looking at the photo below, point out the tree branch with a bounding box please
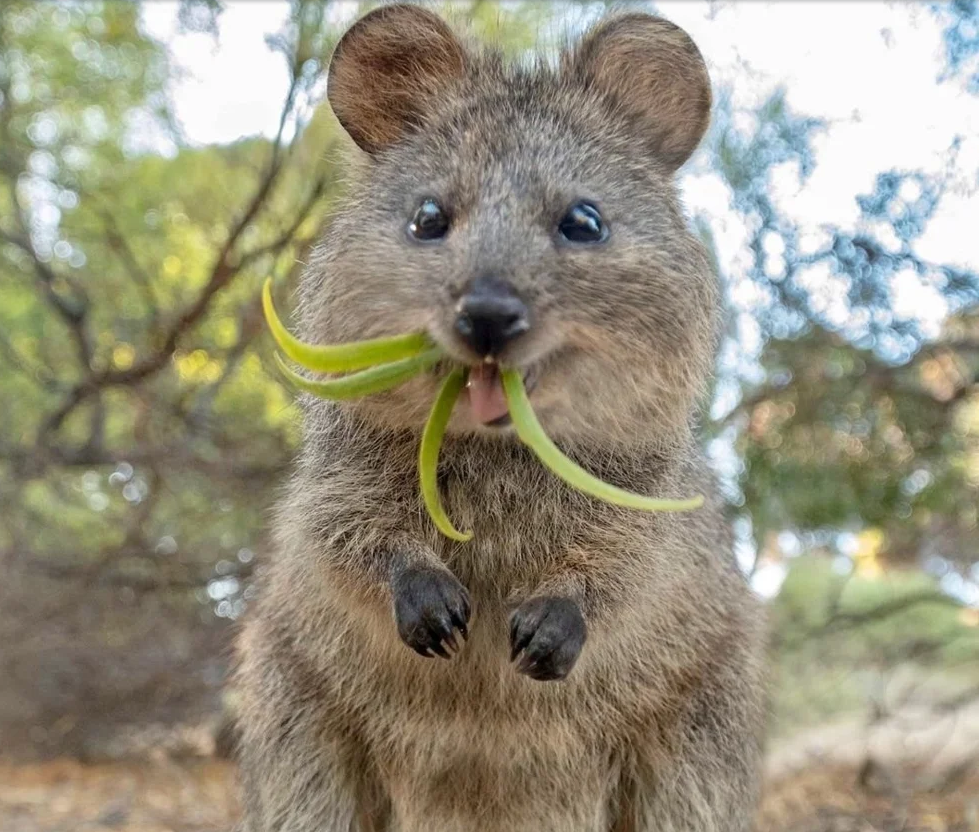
[37,72,312,440]
[23,554,249,595]
[95,204,161,329]
[1,441,289,482]
[0,226,94,372]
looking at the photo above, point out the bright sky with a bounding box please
[139,1,979,598]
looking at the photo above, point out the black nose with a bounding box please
[454,278,530,357]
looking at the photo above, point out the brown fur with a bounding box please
[234,5,767,831]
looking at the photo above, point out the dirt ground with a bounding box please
[0,760,239,832]
[0,757,977,832]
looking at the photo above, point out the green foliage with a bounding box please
[0,0,338,605]
[739,327,979,558]
[701,81,979,575]
[770,556,979,736]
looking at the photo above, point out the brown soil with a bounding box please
[0,757,976,832]
[0,759,239,832]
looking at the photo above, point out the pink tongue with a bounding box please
[466,365,510,424]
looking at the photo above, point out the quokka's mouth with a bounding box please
[466,363,507,425]
[424,351,538,428]
[465,362,536,427]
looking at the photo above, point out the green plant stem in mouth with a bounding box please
[263,279,432,373]
[273,348,442,400]
[500,368,704,513]
[261,284,702,535]
[420,368,472,541]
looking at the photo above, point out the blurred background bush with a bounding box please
[0,1,977,830]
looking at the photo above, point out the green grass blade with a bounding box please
[420,369,472,542]
[501,369,704,513]
[273,348,442,401]
[262,279,431,372]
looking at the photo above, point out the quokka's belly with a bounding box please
[369,704,619,832]
[324,612,622,832]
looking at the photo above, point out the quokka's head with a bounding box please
[295,3,720,447]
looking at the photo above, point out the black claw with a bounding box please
[392,566,472,660]
[433,611,453,638]
[515,652,535,674]
[428,641,451,659]
[509,604,541,661]
[407,637,434,659]
[509,620,534,661]
[508,596,587,682]
[449,602,469,634]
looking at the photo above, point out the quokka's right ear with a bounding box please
[567,13,712,171]
[327,3,467,154]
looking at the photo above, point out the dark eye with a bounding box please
[558,201,608,244]
[408,199,450,241]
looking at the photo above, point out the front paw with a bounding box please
[392,566,471,659]
[509,596,587,681]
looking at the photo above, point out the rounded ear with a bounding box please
[327,3,467,154]
[568,14,712,171]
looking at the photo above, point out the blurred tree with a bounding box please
[696,88,979,576]
[0,0,345,598]
[933,0,979,94]
[0,0,342,758]
[692,25,979,744]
